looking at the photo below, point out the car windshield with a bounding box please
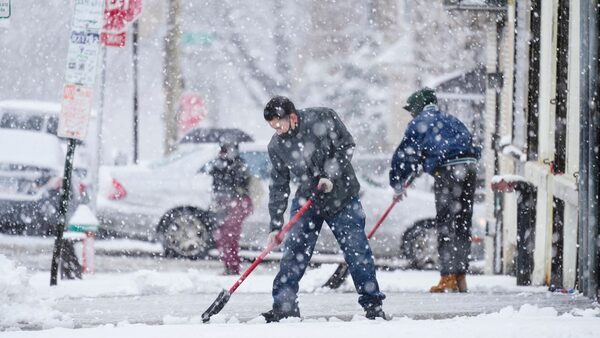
[147,144,220,170]
[147,148,201,169]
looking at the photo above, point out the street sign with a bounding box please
[177,94,206,136]
[65,0,105,85]
[72,0,105,30]
[103,0,142,33]
[182,31,216,46]
[100,31,126,47]
[0,0,10,19]
[58,84,94,140]
[65,30,101,85]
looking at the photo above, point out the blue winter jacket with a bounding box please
[389,105,481,190]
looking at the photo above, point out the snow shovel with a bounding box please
[321,196,401,289]
[322,174,417,289]
[202,197,315,323]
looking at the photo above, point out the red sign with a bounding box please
[101,31,126,47]
[178,94,207,135]
[103,0,142,33]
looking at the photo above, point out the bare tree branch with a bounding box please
[222,4,290,96]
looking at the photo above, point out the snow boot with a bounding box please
[456,273,468,293]
[365,305,391,320]
[261,307,301,323]
[429,274,459,293]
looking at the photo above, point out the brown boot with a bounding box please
[430,274,459,293]
[456,273,468,293]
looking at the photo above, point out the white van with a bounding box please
[0,100,96,205]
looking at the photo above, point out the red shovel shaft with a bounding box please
[366,172,417,239]
[228,198,313,294]
[366,196,400,239]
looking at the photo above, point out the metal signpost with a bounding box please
[50,0,105,287]
[99,0,143,163]
[90,0,142,212]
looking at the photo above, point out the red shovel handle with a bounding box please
[367,173,417,239]
[366,196,400,239]
[228,198,314,294]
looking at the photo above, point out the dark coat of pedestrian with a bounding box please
[261,96,388,322]
[389,87,481,293]
[209,143,253,275]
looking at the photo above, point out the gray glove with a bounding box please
[266,230,282,248]
[318,178,333,193]
[393,187,407,201]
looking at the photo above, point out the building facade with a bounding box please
[449,0,599,299]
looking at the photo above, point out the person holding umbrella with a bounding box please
[209,142,253,275]
[389,88,481,293]
[261,96,388,322]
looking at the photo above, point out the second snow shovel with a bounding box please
[322,174,417,289]
[202,197,315,323]
[321,195,401,289]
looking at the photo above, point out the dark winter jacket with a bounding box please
[209,156,251,200]
[267,107,360,231]
[389,104,481,190]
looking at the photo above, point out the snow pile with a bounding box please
[501,145,527,161]
[0,255,72,330]
[491,174,528,184]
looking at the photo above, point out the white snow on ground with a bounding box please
[21,263,545,301]
[0,256,72,330]
[92,238,163,254]
[2,305,600,338]
[1,236,599,337]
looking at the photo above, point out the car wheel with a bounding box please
[160,208,212,259]
[401,219,439,270]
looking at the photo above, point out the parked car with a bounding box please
[97,143,264,257]
[0,129,82,235]
[97,139,486,268]
[0,100,95,201]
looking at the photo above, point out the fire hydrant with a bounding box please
[67,205,99,274]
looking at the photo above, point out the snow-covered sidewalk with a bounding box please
[0,235,598,337]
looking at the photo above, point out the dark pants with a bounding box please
[434,163,477,275]
[272,195,385,314]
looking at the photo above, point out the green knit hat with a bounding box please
[403,87,437,114]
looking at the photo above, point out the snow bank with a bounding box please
[27,264,546,301]
[0,255,72,330]
[491,174,528,184]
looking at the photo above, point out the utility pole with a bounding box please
[132,19,140,163]
[163,0,182,155]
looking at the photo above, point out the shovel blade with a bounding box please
[322,263,350,289]
[202,289,231,323]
